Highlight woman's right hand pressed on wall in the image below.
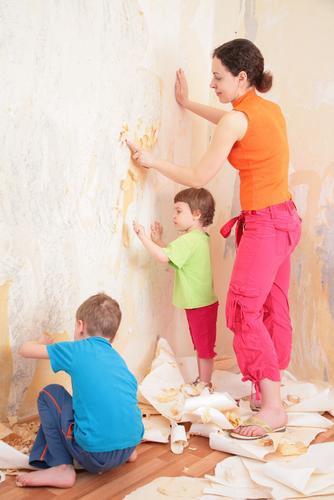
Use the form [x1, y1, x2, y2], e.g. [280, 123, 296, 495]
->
[175, 68, 189, 107]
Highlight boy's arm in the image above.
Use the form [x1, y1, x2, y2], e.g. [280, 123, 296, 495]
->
[19, 334, 53, 359]
[133, 222, 169, 263]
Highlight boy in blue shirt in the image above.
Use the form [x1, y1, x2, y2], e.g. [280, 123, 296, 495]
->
[16, 293, 144, 489]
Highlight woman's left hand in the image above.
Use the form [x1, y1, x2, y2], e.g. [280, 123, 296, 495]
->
[126, 140, 156, 169]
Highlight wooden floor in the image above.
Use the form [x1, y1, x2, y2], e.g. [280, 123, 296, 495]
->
[1, 421, 334, 500]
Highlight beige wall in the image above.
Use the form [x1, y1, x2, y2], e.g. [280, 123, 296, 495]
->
[1, 0, 333, 420]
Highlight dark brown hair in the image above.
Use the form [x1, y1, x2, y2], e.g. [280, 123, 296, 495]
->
[76, 293, 121, 340]
[174, 188, 215, 226]
[213, 38, 272, 93]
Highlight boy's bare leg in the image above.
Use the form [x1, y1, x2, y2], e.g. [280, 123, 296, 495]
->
[16, 464, 76, 488]
[198, 357, 214, 384]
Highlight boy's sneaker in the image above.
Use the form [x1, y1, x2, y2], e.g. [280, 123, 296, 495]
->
[182, 377, 214, 397]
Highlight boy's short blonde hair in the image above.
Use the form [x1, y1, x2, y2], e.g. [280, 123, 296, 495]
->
[174, 188, 215, 226]
[76, 293, 121, 340]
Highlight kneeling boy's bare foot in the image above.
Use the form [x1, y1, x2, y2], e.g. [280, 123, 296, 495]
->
[127, 449, 137, 463]
[16, 464, 76, 488]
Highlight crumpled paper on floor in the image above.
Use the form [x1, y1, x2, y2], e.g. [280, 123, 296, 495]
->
[181, 392, 240, 429]
[204, 455, 270, 498]
[280, 381, 334, 413]
[139, 339, 186, 422]
[287, 411, 333, 428]
[170, 423, 188, 454]
[0, 418, 40, 474]
[0, 441, 32, 470]
[123, 476, 211, 499]
[139, 360, 185, 421]
[142, 415, 171, 443]
[211, 371, 251, 400]
[192, 407, 237, 430]
[183, 393, 237, 414]
[209, 427, 325, 462]
[242, 442, 334, 499]
[201, 443, 334, 499]
[139, 339, 241, 454]
[189, 422, 221, 438]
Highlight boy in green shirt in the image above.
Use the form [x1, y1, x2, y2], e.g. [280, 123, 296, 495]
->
[133, 188, 218, 394]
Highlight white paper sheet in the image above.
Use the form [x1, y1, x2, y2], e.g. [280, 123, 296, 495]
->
[281, 384, 334, 413]
[139, 362, 185, 421]
[192, 407, 235, 430]
[189, 423, 221, 438]
[0, 440, 32, 469]
[287, 411, 333, 428]
[209, 427, 325, 462]
[142, 415, 171, 443]
[170, 423, 188, 455]
[151, 338, 179, 370]
[211, 371, 251, 400]
[242, 453, 334, 499]
[183, 393, 237, 414]
[123, 476, 211, 499]
[203, 456, 270, 498]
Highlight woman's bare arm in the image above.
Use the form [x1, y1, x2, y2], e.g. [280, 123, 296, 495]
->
[127, 111, 247, 187]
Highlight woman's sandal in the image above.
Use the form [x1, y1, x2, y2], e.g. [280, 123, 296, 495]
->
[230, 415, 286, 440]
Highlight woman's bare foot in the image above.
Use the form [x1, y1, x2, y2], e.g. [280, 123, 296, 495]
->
[233, 407, 287, 438]
[16, 464, 76, 488]
[127, 449, 137, 463]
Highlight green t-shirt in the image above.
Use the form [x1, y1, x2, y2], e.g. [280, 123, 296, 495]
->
[163, 230, 217, 309]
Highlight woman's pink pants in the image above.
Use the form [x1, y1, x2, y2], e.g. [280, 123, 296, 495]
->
[221, 200, 302, 397]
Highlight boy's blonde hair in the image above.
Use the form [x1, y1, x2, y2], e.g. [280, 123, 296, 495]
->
[76, 293, 121, 340]
[174, 188, 215, 226]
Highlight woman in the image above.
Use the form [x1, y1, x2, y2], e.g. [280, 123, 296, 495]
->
[127, 38, 301, 439]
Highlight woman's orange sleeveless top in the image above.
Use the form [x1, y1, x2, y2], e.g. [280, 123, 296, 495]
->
[227, 88, 291, 210]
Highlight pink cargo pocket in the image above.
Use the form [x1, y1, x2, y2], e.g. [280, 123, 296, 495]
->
[226, 284, 260, 331]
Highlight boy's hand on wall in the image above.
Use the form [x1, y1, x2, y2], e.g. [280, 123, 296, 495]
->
[150, 221, 163, 243]
[133, 221, 146, 239]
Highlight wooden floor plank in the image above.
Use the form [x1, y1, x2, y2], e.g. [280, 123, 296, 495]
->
[78, 458, 168, 500]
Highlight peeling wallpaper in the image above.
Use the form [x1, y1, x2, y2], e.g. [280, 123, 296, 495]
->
[0, 0, 215, 418]
[1, 0, 333, 419]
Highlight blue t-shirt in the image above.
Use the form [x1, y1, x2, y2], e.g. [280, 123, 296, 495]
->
[47, 337, 144, 452]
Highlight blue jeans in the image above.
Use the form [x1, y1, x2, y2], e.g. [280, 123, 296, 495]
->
[29, 384, 135, 474]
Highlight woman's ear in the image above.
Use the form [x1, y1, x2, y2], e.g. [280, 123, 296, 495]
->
[238, 70, 248, 85]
